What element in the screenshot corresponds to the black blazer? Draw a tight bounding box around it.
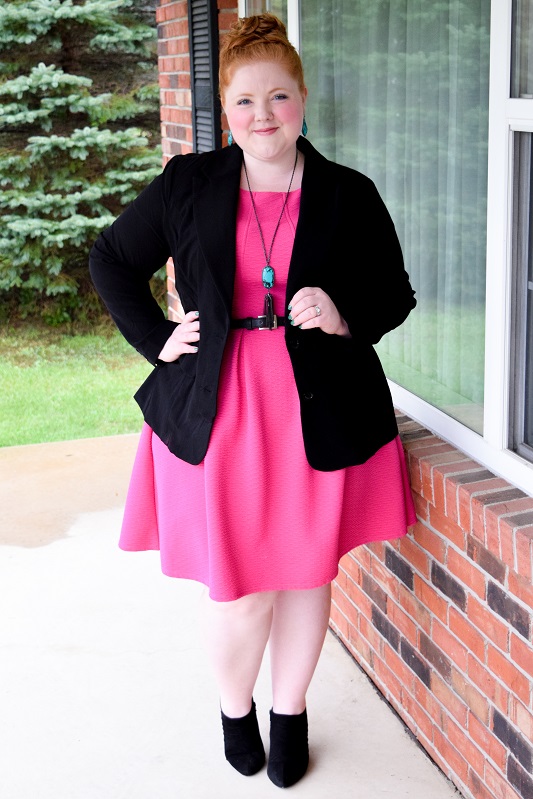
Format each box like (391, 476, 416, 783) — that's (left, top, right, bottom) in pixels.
(89, 137, 416, 470)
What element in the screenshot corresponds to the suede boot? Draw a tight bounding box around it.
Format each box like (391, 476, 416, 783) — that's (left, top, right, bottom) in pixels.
(220, 699, 265, 776)
(267, 708, 309, 788)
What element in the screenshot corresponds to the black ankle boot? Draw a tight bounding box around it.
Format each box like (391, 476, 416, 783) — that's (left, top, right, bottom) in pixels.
(221, 699, 265, 776)
(267, 708, 309, 788)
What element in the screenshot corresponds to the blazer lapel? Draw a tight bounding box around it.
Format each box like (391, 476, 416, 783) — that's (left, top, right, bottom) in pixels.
(286, 138, 335, 305)
(193, 147, 243, 314)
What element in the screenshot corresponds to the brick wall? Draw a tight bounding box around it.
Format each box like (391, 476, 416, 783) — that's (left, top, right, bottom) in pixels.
(330, 413, 533, 799)
(157, 0, 235, 321)
(157, 4, 533, 798)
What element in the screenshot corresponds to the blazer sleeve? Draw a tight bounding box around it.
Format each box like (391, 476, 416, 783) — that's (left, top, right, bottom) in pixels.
(89, 162, 179, 364)
(336, 176, 417, 345)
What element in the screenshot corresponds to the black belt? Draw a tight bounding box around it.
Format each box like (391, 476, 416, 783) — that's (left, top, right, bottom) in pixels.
(231, 315, 286, 330)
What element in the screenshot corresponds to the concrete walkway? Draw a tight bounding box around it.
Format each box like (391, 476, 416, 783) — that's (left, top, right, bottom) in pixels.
(0, 435, 464, 799)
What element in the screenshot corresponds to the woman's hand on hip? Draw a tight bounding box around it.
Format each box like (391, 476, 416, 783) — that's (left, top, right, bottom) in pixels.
(288, 288, 351, 337)
(157, 311, 200, 362)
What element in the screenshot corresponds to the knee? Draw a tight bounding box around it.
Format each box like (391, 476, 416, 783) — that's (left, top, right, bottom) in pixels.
(213, 590, 277, 621)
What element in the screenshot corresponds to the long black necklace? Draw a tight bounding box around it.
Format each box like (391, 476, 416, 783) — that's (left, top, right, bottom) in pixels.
(243, 149, 298, 327)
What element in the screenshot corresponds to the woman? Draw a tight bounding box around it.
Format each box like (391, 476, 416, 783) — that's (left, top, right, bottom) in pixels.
(89, 12, 417, 789)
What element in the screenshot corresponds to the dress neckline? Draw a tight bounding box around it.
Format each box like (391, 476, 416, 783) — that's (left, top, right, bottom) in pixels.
(239, 187, 302, 195)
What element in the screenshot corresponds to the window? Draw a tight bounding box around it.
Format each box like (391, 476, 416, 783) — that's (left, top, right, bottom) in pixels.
(300, 0, 491, 435)
(511, 0, 533, 99)
(245, 0, 287, 22)
(510, 133, 533, 459)
(510, 1, 533, 462)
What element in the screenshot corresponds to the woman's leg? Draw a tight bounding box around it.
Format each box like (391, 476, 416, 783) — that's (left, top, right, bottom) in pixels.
(269, 583, 332, 714)
(266, 583, 332, 788)
(201, 589, 276, 717)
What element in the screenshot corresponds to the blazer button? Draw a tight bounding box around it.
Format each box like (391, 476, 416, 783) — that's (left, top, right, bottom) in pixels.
(290, 339, 300, 349)
(303, 392, 314, 400)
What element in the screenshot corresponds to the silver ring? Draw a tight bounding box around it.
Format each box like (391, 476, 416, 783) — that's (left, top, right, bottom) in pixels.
(315, 305, 321, 316)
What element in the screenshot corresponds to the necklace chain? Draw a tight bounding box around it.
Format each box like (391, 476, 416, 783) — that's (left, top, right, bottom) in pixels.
(242, 149, 299, 287)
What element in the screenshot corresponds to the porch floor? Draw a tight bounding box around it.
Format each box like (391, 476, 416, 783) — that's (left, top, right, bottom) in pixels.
(0, 435, 463, 798)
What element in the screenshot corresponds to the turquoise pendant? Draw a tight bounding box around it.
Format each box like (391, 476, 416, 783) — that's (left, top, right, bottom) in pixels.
(262, 265, 275, 289)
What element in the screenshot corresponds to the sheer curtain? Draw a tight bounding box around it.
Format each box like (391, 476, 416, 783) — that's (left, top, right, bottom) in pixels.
(301, 1, 490, 432)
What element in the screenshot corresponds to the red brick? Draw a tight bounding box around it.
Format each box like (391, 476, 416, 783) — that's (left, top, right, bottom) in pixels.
(339, 551, 360, 585)
(403, 434, 441, 455)
(401, 684, 435, 740)
(467, 770, 503, 799)
(510, 633, 533, 679)
(367, 539, 386, 560)
(413, 518, 448, 561)
(387, 600, 417, 645)
(515, 527, 533, 582)
(398, 583, 432, 634)
(408, 452, 423, 496)
(354, 545, 372, 571)
(467, 595, 510, 651)
(446, 715, 486, 780)
(419, 449, 464, 506)
(447, 547, 486, 598)
(398, 534, 431, 578)
(373, 653, 404, 704)
(449, 607, 486, 661)
(432, 671, 468, 726)
(458, 479, 509, 531)
(468, 711, 507, 771)
(383, 643, 417, 693)
(433, 469, 447, 516)
(414, 575, 448, 622)
(499, 521, 516, 572)
(422, 732, 454, 782)
(433, 725, 469, 785)
(349, 631, 374, 669)
(370, 558, 400, 600)
(468, 655, 510, 715)
(331, 584, 359, 621)
(485, 759, 522, 799)
(413, 676, 445, 728)
(432, 618, 468, 671)
(413, 494, 429, 522)
(487, 644, 530, 704)
(438, 461, 484, 522)
(508, 570, 533, 611)
(483, 512, 500, 557)
(359, 610, 386, 653)
(450, 667, 490, 723)
(427, 506, 465, 550)
(510, 696, 533, 741)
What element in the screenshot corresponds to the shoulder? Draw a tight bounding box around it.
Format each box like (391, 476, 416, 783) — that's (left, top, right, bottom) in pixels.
(162, 146, 241, 181)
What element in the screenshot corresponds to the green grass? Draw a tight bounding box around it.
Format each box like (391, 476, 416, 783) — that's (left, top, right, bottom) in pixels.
(0, 323, 153, 447)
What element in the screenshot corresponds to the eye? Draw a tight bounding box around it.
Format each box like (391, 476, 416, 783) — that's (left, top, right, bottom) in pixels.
(237, 98, 252, 106)
(273, 93, 288, 101)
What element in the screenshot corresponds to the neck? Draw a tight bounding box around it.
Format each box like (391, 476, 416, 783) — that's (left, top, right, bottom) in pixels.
(241, 148, 302, 192)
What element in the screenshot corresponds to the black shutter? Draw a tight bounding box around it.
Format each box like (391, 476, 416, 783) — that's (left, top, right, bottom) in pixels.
(189, 0, 222, 152)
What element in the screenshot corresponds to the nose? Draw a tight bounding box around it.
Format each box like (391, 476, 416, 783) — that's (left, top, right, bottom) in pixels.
(255, 101, 273, 121)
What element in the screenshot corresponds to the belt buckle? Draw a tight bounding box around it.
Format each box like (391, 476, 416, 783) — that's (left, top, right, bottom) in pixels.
(257, 314, 277, 330)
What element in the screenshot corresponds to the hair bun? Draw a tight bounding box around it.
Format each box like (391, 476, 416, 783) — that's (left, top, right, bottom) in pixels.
(226, 12, 288, 50)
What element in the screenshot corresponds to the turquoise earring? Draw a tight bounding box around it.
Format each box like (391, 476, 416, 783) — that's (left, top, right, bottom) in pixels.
(301, 117, 308, 137)
(228, 130, 233, 146)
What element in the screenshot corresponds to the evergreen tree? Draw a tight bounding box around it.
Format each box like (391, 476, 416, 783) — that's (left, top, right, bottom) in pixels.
(0, 0, 162, 324)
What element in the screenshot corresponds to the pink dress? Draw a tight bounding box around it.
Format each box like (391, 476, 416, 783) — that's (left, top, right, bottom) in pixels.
(120, 188, 416, 601)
